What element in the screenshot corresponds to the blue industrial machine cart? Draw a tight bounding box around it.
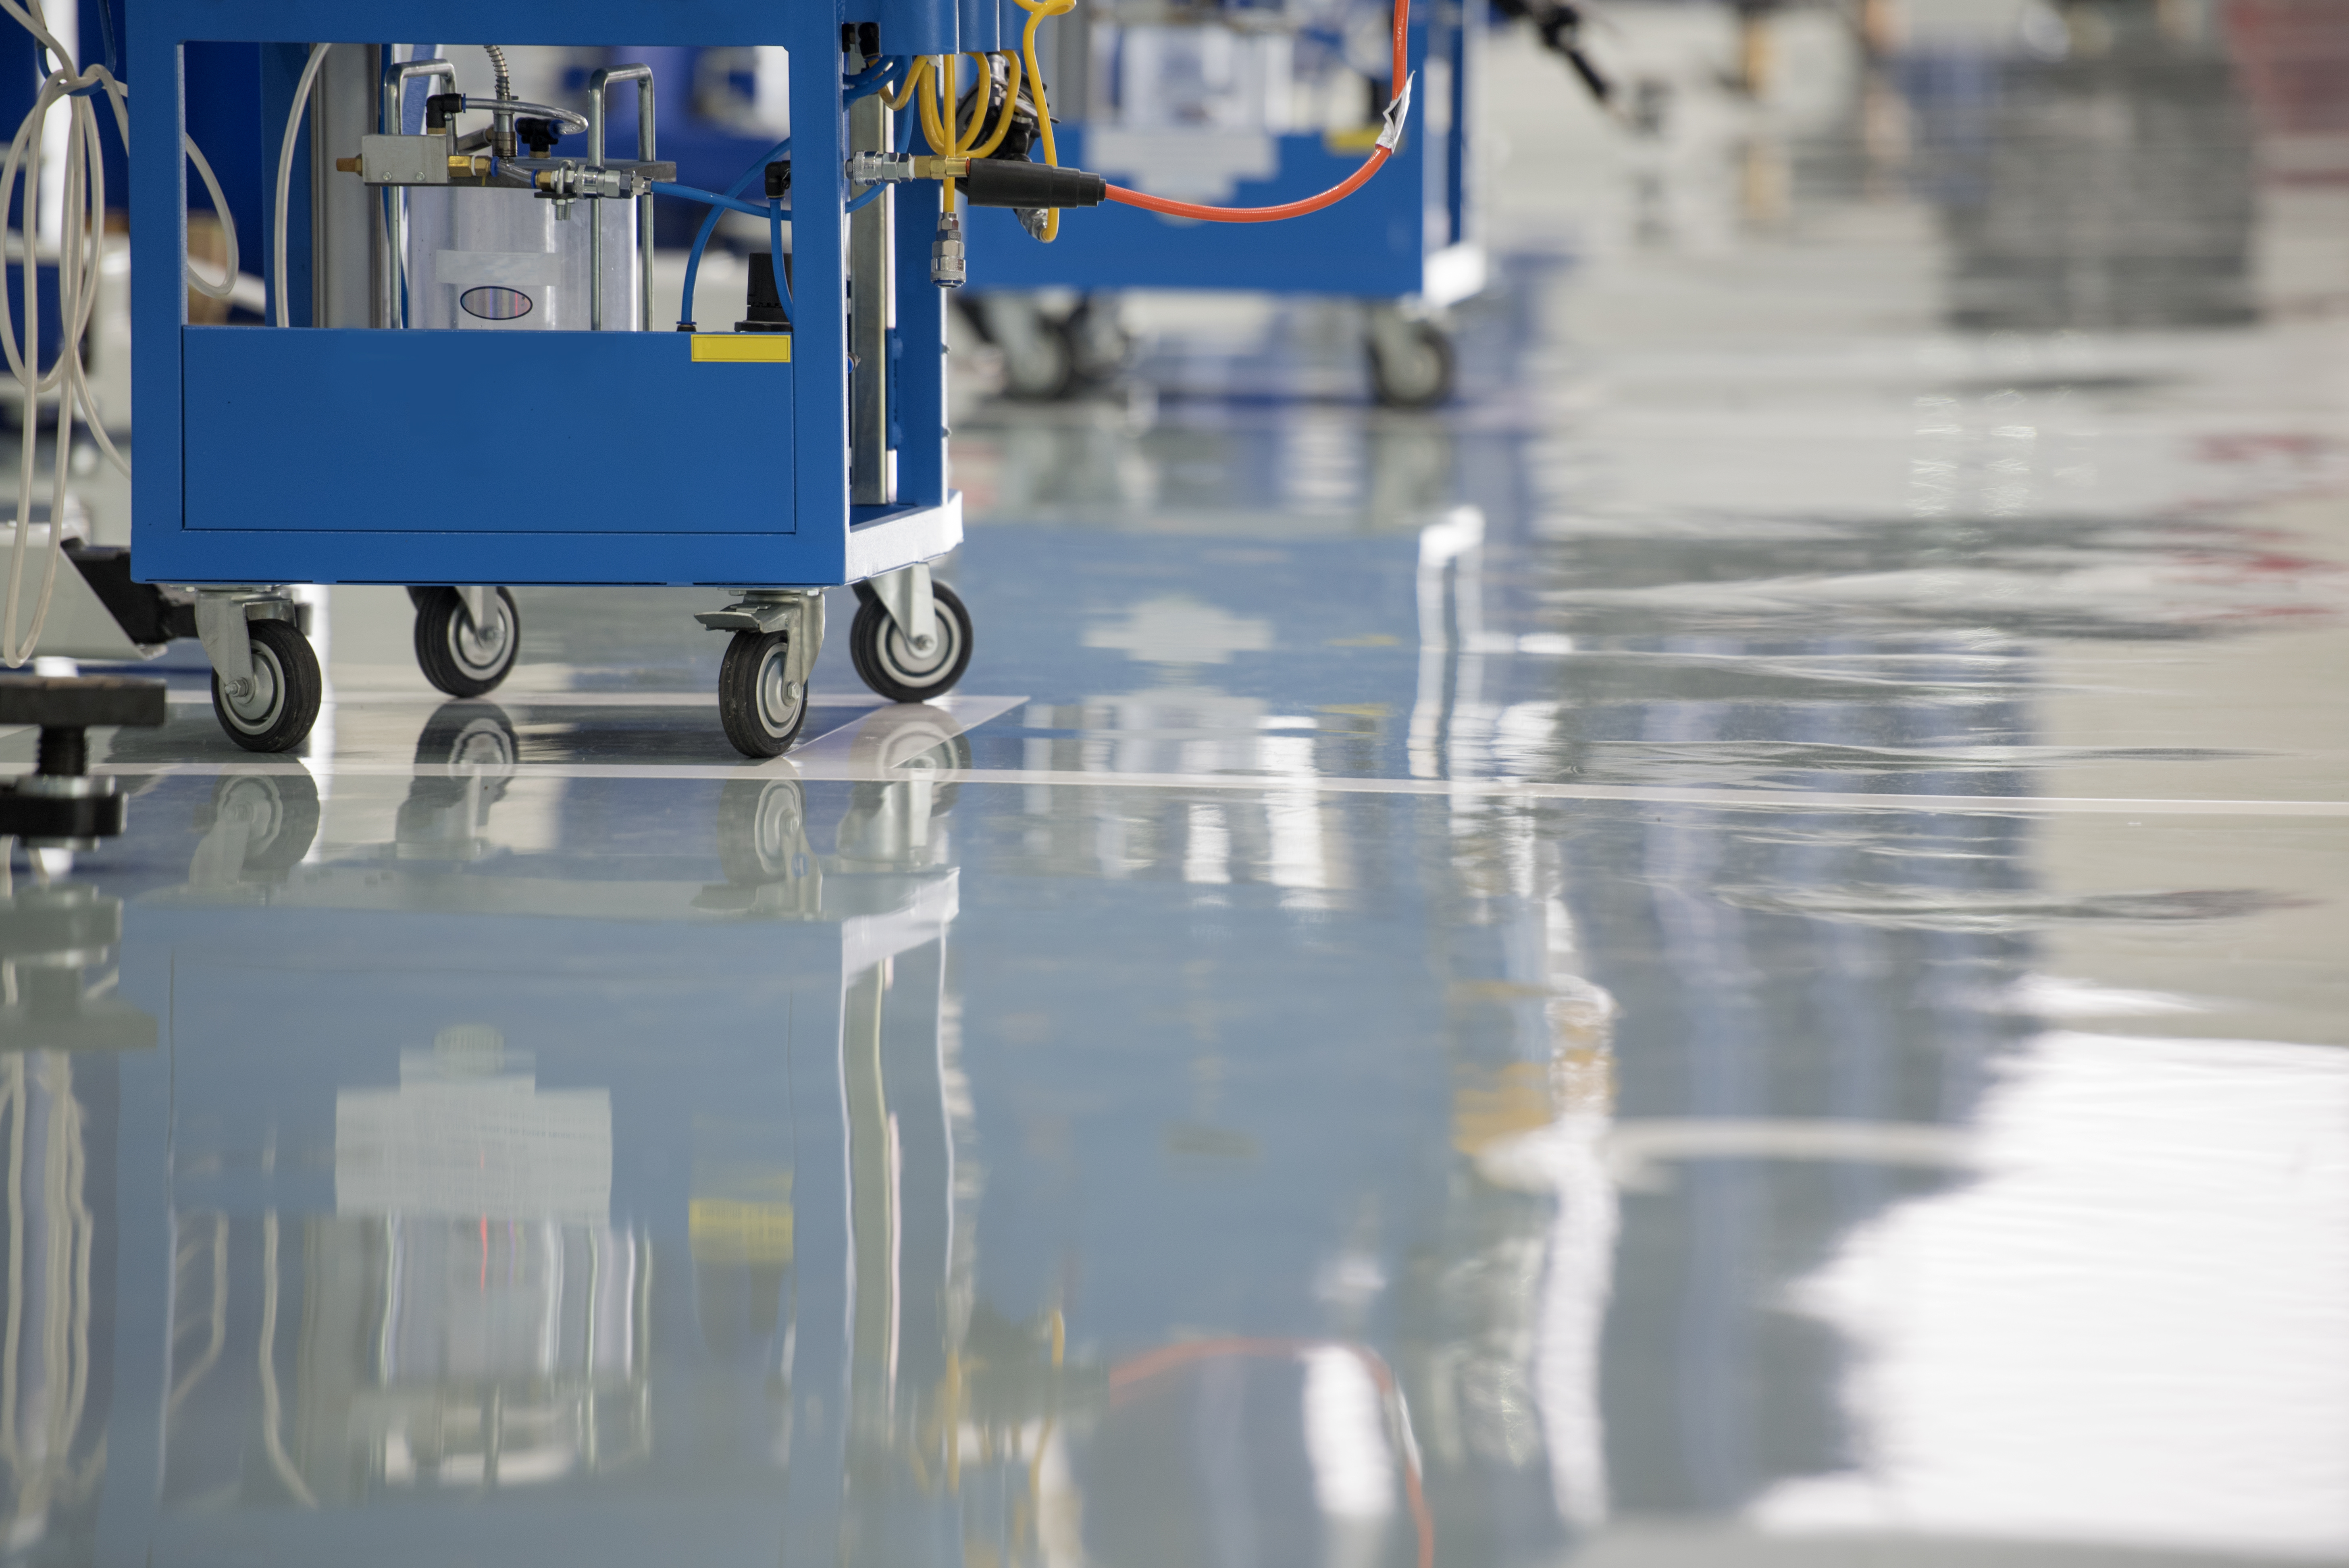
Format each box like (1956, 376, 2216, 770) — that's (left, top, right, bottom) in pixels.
(959, 0, 1484, 406)
(131, 0, 972, 756)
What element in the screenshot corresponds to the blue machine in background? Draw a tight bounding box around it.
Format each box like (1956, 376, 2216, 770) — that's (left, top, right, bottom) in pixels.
(958, 0, 1485, 406)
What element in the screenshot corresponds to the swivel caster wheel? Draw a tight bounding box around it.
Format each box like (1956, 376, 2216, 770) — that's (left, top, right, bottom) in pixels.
(1003, 314, 1078, 402)
(718, 629, 811, 758)
(412, 586, 520, 697)
(211, 618, 322, 754)
(1064, 296, 1135, 389)
(1367, 312, 1455, 409)
(849, 581, 973, 703)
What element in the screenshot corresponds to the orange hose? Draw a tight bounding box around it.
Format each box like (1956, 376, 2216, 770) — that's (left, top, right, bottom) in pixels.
(1100, 0, 1411, 224)
(1108, 1336, 1436, 1568)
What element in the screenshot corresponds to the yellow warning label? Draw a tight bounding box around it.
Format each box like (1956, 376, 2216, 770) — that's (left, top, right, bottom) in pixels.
(691, 333, 793, 363)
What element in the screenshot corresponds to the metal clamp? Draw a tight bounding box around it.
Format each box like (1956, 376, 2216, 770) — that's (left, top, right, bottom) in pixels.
(1377, 73, 1417, 152)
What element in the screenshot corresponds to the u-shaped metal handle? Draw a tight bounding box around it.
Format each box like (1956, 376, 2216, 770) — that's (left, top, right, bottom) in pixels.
(587, 65, 657, 332)
(375, 57, 460, 329)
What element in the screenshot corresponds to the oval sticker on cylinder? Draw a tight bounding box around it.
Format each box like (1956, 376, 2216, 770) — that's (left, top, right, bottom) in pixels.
(460, 285, 534, 321)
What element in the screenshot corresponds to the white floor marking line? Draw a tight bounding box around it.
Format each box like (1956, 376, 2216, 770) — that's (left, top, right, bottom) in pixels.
(874, 769, 2349, 817)
(158, 689, 892, 709)
(35, 695, 2348, 816)
(64, 758, 2349, 817)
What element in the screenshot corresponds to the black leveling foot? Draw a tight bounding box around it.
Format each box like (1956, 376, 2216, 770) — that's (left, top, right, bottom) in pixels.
(0, 676, 169, 846)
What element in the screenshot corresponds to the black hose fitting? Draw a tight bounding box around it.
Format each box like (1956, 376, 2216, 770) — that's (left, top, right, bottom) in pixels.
(960, 160, 1106, 210)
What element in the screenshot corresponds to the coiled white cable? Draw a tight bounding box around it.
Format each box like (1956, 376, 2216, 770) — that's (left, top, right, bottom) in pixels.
(0, 0, 243, 665)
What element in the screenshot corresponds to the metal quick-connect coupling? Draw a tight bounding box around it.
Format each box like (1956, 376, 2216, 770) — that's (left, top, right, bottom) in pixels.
(931, 212, 966, 288)
(847, 152, 915, 185)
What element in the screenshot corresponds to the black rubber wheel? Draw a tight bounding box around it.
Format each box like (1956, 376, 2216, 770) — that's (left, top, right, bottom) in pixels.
(210, 618, 322, 754)
(413, 586, 520, 698)
(1368, 319, 1456, 408)
(717, 629, 811, 758)
(848, 582, 973, 703)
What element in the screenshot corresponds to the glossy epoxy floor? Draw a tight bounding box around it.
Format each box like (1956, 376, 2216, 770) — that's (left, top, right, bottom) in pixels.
(10, 18, 2349, 1568)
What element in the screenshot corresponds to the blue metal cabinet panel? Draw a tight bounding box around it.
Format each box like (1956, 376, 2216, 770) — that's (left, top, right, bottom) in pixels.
(126, 528, 841, 588)
(181, 329, 795, 532)
(130, 0, 832, 40)
(131, 0, 866, 590)
(162, 329, 803, 583)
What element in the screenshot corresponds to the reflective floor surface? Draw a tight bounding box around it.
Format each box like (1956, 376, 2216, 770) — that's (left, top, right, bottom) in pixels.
(4, 7, 2349, 1565)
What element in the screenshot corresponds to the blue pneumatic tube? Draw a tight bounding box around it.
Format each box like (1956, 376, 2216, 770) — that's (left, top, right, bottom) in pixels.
(673, 135, 790, 329)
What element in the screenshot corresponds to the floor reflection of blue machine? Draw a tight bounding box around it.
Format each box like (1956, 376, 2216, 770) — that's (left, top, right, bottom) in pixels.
(86, 724, 1034, 1564)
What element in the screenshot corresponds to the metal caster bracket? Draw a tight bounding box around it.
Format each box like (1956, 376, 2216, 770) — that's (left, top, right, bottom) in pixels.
(866, 563, 938, 658)
(192, 589, 298, 699)
(697, 589, 826, 707)
(455, 585, 496, 631)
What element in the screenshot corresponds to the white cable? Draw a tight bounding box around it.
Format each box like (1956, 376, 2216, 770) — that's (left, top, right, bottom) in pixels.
(185, 127, 239, 298)
(0, 0, 243, 665)
(273, 43, 329, 329)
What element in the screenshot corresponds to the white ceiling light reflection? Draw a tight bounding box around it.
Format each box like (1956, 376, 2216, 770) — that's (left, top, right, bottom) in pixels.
(1752, 1030, 2349, 1560)
(1303, 1346, 1399, 1523)
(1084, 595, 1274, 665)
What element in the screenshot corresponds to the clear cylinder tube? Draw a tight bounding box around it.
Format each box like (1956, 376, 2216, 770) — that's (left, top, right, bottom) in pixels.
(403, 186, 638, 331)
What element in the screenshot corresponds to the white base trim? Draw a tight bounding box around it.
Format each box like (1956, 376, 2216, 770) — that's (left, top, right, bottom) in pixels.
(845, 491, 963, 582)
(1421, 244, 1488, 310)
